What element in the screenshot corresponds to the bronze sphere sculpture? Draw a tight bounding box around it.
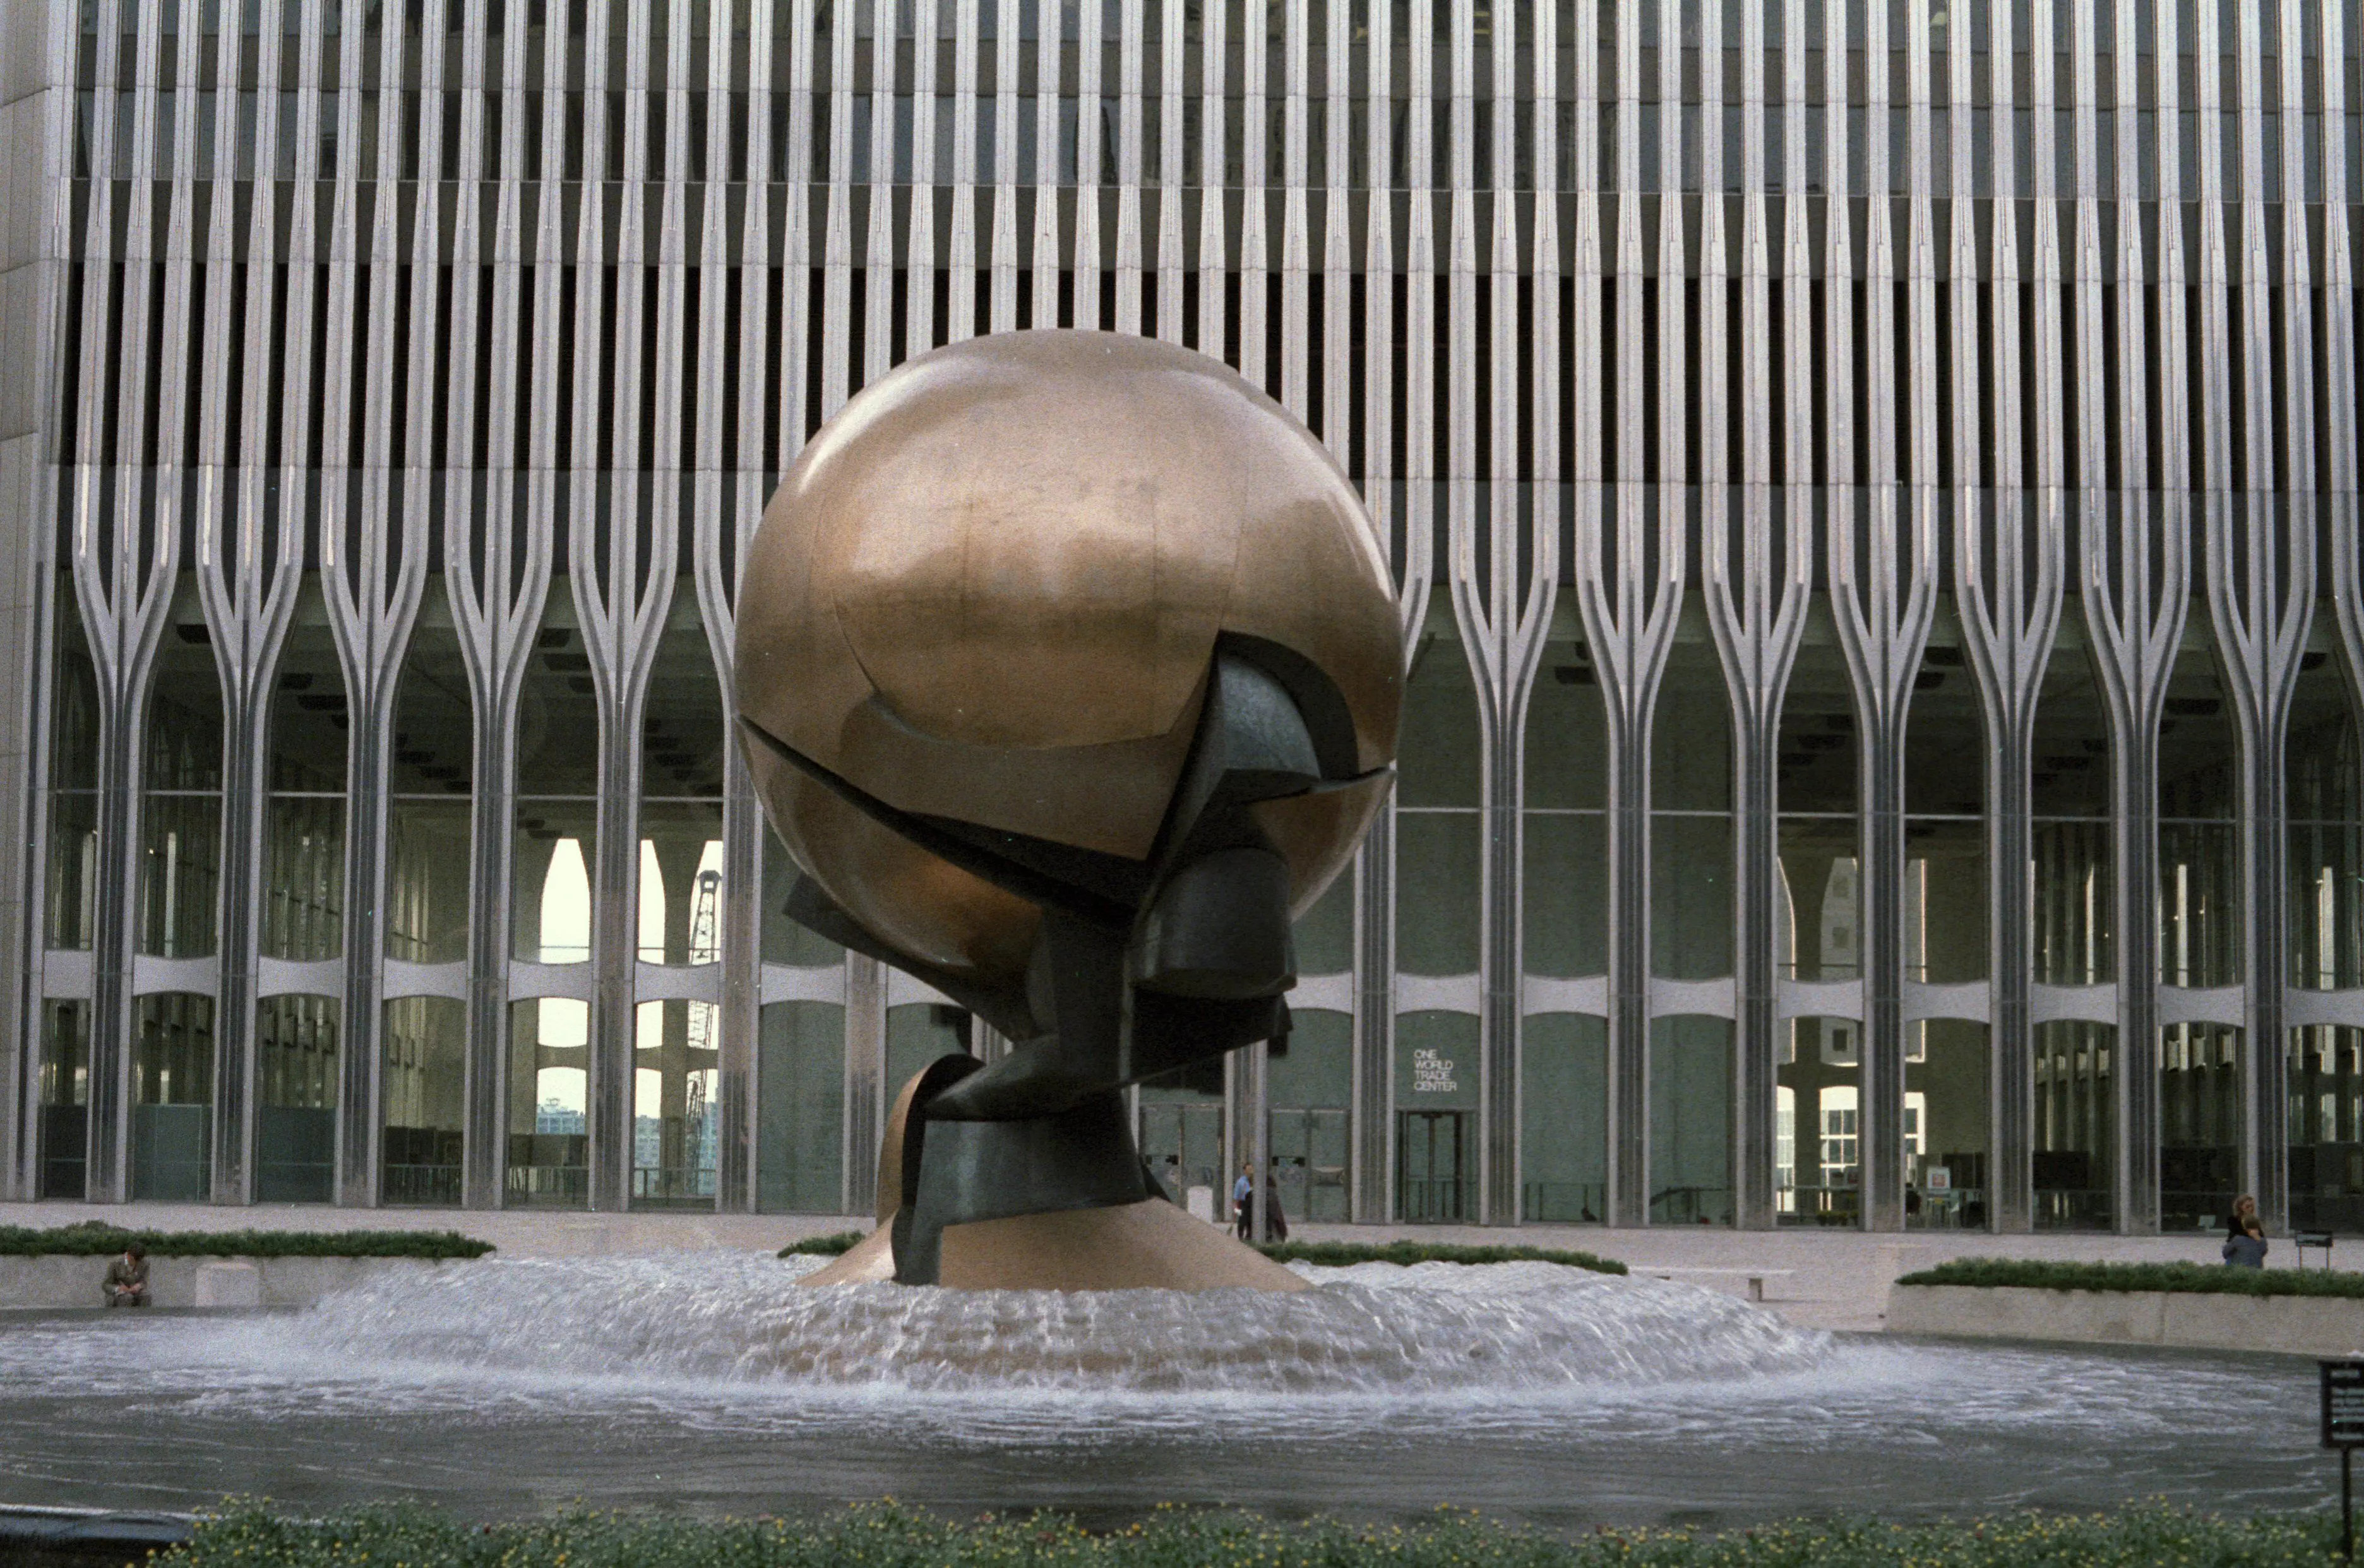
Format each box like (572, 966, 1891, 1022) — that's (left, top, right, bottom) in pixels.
(736, 330, 1400, 1290)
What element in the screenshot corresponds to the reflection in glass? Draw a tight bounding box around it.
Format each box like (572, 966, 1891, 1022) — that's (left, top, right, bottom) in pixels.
(1652, 597, 1733, 979)
(2286, 641, 2364, 1234)
(1524, 600, 1608, 979)
(1777, 599, 1859, 984)
(1293, 877, 1352, 977)
(254, 994, 337, 1201)
(1906, 1022, 1990, 1230)
(762, 837, 845, 967)
(132, 993, 214, 1201)
(2034, 1019, 2115, 1228)
(45, 583, 98, 951)
(1650, 1014, 1731, 1224)
(2031, 602, 2114, 1232)
(507, 998, 589, 1207)
(2031, 598, 2113, 987)
(1902, 603, 1991, 1229)
(2160, 1023, 2242, 1232)
(1520, 1013, 1605, 1221)
(2158, 631, 2241, 990)
(1397, 596, 1480, 977)
(757, 1001, 845, 1212)
(387, 583, 471, 968)
(263, 580, 346, 962)
(886, 1002, 970, 1097)
(634, 819, 725, 1208)
(2153, 629, 2242, 1234)
(37, 1001, 90, 1198)
(515, 579, 598, 966)
(383, 996, 465, 1204)
(2287, 636, 2361, 991)
(1269, 1008, 1351, 1223)
(1395, 1012, 1477, 1221)
(2289, 1026, 2364, 1233)
(140, 583, 224, 960)
(1778, 1016, 1861, 1226)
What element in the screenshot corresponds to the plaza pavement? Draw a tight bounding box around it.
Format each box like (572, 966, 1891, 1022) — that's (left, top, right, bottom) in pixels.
(4, 1200, 2279, 1332)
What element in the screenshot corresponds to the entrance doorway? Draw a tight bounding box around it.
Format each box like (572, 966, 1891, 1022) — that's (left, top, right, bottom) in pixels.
(1397, 1109, 1472, 1221)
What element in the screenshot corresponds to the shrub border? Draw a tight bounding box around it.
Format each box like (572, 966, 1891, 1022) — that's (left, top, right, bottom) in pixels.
(1895, 1256, 2364, 1298)
(155, 1499, 2342, 1568)
(0, 1223, 493, 1261)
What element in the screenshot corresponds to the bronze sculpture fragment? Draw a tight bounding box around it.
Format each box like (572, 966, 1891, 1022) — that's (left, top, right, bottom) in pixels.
(736, 330, 1401, 1290)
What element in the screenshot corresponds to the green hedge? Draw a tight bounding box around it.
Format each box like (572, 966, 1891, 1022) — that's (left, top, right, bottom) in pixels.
(156, 1500, 2344, 1567)
(0, 1222, 493, 1260)
(780, 1232, 1625, 1276)
(1896, 1256, 2364, 1297)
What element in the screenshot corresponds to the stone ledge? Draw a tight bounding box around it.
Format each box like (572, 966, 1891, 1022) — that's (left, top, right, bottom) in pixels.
(1890, 1282, 2364, 1356)
(0, 1254, 467, 1310)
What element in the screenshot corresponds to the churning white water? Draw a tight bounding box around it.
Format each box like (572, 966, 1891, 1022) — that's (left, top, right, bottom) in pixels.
(268, 1254, 1831, 1396)
(0, 1253, 2332, 1526)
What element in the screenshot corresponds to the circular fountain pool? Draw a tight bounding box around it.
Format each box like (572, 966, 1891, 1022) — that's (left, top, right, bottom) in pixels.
(0, 1254, 2331, 1528)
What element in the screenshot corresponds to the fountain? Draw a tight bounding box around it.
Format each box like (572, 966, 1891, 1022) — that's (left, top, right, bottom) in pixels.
(733, 330, 1402, 1289)
(0, 335, 2322, 1536)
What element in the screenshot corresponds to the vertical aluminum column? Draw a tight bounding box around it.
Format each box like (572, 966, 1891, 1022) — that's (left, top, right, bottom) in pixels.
(1349, 0, 1407, 1225)
(1823, 0, 1937, 1234)
(191, 4, 296, 1206)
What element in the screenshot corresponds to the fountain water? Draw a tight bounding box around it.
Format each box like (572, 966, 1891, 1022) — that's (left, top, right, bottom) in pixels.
(0, 1256, 2331, 1528)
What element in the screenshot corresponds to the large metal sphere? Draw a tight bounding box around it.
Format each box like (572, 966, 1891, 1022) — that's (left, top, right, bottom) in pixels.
(736, 330, 1400, 995)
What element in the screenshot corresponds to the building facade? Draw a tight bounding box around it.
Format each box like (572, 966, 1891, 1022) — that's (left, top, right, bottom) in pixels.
(0, 0, 2360, 1235)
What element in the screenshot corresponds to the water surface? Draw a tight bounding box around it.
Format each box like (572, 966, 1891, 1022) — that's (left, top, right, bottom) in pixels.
(0, 1254, 2329, 1528)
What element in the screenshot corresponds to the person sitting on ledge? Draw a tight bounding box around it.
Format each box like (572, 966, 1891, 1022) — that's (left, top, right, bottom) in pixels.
(102, 1244, 149, 1308)
(2223, 1194, 2267, 1269)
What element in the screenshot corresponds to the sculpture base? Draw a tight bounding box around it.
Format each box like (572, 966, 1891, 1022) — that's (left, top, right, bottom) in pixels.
(799, 1199, 1308, 1293)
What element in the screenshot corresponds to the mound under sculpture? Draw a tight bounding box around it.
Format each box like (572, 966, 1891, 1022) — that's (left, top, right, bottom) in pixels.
(735, 331, 1401, 1291)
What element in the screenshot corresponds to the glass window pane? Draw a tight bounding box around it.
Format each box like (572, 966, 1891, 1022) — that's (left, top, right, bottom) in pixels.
(1269, 1007, 1351, 1223)
(140, 581, 224, 959)
(516, 579, 600, 796)
(2033, 599, 2113, 985)
(1650, 1014, 1731, 1225)
(2034, 1019, 2115, 1228)
(1906, 1019, 1990, 1230)
(38, 1001, 90, 1199)
(255, 993, 337, 1202)
(758, 1000, 845, 1213)
(508, 997, 590, 1208)
(2286, 634, 2361, 989)
(642, 585, 726, 799)
(1395, 1011, 1477, 1221)
(515, 809, 597, 963)
(2161, 1021, 2243, 1231)
(46, 584, 99, 951)
(886, 1001, 971, 1098)
(132, 992, 215, 1201)
(383, 995, 465, 1205)
(389, 583, 472, 797)
(2159, 631, 2240, 987)
(634, 1001, 719, 1207)
(2288, 1025, 2364, 1233)
(1520, 1013, 1606, 1221)
(1779, 1014, 1861, 1226)
(1653, 600, 1734, 980)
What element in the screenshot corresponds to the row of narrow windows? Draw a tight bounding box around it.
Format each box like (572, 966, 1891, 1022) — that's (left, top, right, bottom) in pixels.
(57, 254, 2364, 501)
(70, 86, 2364, 202)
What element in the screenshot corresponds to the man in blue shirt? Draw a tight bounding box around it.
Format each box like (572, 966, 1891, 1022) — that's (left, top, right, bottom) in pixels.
(1233, 1164, 1254, 1240)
